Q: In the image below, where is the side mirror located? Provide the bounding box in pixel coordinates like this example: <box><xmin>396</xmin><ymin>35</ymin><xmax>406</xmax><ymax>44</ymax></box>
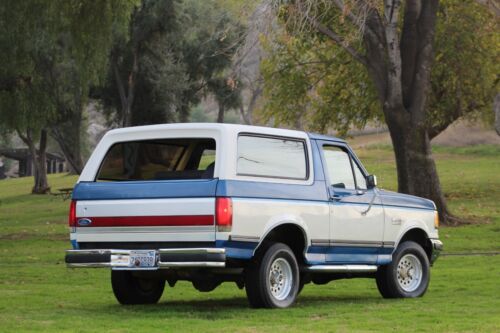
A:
<box><xmin>367</xmin><ymin>175</ymin><xmax>377</xmax><ymax>189</ymax></box>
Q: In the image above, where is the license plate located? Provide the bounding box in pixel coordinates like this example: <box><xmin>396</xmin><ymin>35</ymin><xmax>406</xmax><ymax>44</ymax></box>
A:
<box><xmin>129</xmin><ymin>250</ymin><xmax>156</xmax><ymax>268</ymax></box>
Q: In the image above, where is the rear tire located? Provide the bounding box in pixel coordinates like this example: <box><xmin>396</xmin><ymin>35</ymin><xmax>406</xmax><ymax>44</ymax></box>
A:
<box><xmin>245</xmin><ymin>242</ymin><xmax>300</xmax><ymax>308</ymax></box>
<box><xmin>111</xmin><ymin>271</ymin><xmax>165</xmax><ymax>304</ymax></box>
<box><xmin>376</xmin><ymin>241</ymin><xmax>430</xmax><ymax>298</ymax></box>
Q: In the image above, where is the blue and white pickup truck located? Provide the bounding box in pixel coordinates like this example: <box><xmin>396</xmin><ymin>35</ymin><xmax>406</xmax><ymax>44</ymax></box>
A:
<box><xmin>65</xmin><ymin>123</ymin><xmax>442</xmax><ymax>308</ymax></box>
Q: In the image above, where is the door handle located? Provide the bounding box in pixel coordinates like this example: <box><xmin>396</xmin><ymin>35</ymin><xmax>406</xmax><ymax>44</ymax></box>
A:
<box><xmin>331</xmin><ymin>195</ymin><xmax>342</xmax><ymax>201</ymax></box>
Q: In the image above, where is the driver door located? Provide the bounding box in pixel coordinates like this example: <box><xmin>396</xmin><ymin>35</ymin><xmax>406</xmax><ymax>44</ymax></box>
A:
<box><xmin>319</xmin><ymin>143</ymin><xmax>385</xmax><ymax>264</ymax></box>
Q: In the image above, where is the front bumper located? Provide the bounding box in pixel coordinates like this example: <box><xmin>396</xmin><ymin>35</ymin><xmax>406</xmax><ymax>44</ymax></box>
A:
<box><xmin>430</xmin><ymin>239</ymin><xmax>443</xmax><ymax>264</ymax></box>
<box><xmin>65</xmin><ymin>248</ymin><xmax>226</xmax><ymax>270</ymax></box>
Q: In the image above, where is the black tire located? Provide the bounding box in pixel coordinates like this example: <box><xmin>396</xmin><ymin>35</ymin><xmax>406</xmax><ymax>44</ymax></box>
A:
<box><xmin>297</xmin><ymin>280</ymin><xmax>305</xmax><ymax>296</ymax></box>
<box><xmin>245</xmin><ymin>242</ymin><xmax>300</xmax><ymax>308</ymax></box>
<box><xmin>111</xmin><ymin>271</ymin><xmax>165</xmax><ymax>305</ymax></box>
<box><xmin>376</xmin><ymin>241</ymin><xmax>430</xmax><ymax>298</ymax></box>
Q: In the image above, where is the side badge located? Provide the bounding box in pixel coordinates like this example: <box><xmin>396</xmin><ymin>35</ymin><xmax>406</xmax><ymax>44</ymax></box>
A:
<box><xmin>77</xmin><ymin>218</ymin><xmax>92</xmax><ymax>227</ymax></box>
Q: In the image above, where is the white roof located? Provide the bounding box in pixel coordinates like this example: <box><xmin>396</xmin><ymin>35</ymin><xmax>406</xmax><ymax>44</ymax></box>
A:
<box><xmin>103</xmin><ymin>123</ymin><xmax>307</xmax><ymax>139</ymax></box>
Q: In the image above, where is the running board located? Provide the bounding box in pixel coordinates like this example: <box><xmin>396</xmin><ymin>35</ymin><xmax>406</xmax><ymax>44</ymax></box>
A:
<box><xmin>305</xmin><ymin>265</ymin><xmax>378</xmax><ymax>273</ymax></box>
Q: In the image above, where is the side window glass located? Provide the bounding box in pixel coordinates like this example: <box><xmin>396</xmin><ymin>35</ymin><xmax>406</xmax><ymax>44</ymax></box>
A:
<box><xmin>322</xmin><ymin>146</ymin><xmax>355</xmax><ymax>190</ymax></box>
<box><xmin>353</xmin><ymin>162</ymin><xmax>367</xmax><ymax>190</ymax></box>
<box><xmin>237</xmin><ymin>135</ymin><xmax>308</xmax><ymax>180</ymax></box>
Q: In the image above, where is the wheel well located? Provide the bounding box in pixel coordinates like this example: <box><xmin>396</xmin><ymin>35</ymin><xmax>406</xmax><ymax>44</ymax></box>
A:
<box><xmin>399</xmin><ymin>228</ymin><xmax>432</xmax><ymax>261</ymax></box>
<box><xmin>257</xmin><ymin>224</ymin><xmax>307</xmax><ymax>264</ymax></box>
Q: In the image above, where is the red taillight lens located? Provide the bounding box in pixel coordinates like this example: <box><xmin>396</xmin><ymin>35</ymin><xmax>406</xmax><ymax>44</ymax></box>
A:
<box><xmin>216</xmin><ymin>197</ymin><xmax>232</xmax><ymax>232</ymax></box>
<box><xmin>69</xmin><ymin>200</ymin><xmax>77</xmax><ymax>228</ymax></box>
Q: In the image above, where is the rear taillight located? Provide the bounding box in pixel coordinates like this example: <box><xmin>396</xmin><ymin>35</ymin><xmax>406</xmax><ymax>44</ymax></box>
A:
<box><xmin>216</xmin><ymin>197</ymin><xmax>232</xmax><ymax>232</ymax></box>
<box><xmin>69</xmin><ymin>200</ymin><xmax>77</xmax><ymax>228</ymax></box>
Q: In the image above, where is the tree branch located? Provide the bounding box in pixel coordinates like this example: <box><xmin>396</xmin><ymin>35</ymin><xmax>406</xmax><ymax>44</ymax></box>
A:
<box><xmin>382</xmin><ymin>0</ymin><xmax>404</xmax><ymax>106</ymax></box>
<box><xmin>428</xmin><ymin>101</ymin><xmax>484</xmax><ymax>139</ymax></box>
<box><xmin>296</xmin><ymin>1</ymin><xmax>368</xmax><ymax>66</ymax></box>
<box><xmin>309</xmin><ymin>18</ymin><xmax>368</xmax><ymax>66</ymax></box>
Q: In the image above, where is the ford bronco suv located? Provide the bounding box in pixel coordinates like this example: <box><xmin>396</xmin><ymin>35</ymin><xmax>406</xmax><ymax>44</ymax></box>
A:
<box><xmin>65</xmin><ymin>123</ymin><xmax>442</xmax><ymax>308</ymax></box>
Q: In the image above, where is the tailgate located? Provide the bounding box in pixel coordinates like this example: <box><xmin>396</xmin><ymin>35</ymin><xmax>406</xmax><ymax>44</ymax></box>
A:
<box><xmin>71</xmin><ymin>179</ymin><xmax>218</xmax><ymax>244</ymax></box>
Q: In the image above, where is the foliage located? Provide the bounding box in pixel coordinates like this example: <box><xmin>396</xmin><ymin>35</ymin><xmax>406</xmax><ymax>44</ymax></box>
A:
<box><xmin>261</xmin><ymin>0</ymin><xmax>498</xmax><ymax>135</ymax></box>
<box><xmin>428</xmin><ymin>0</ymin><xmax>500</xmax><ymax>130</ymax></box>
<box><xmin>103</xmin><ymin>0</ymin><xmax>244</xmax><ymax>126</ymax></box>
<box><xmin>261</xmin><ymin>33</ymin><xmax>379</xmax><ymax>134</ymax></box>
<box><xmin>0</xmin><ymin>0</ymin><xmax>137</xmax><ymax>179</ymax></box>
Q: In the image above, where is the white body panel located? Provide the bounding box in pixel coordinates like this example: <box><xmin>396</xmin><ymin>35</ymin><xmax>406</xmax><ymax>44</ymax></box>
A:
<box><xmin>330</xmin><ymin>202</ymin><xmax>385</xmax><ymax>244</ymax></box>
<box><xmin>231</xmin><ymin>198</ymin><xmax>330</xmax><ymax>245</ymax></box>
<box><xmin>383</xmin><ymin>206</ymin><xmax>438</xmax><ymax>244</ymax></box>
<box><xmin>76</xmin><ymin>198</ymin><xmax>214</xmax><ymax>217</ymax></box>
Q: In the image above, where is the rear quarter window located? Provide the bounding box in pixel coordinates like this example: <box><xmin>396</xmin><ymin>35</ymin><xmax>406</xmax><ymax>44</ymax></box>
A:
<box><xmin>97</xmin><ymin>138</ymin><xmax>216</xmax><ymax>181</ymax></box>
<box><xmin>236</xmin><ymin>135</ymin><xmax>308</xmax><ymax>180</ymax></box>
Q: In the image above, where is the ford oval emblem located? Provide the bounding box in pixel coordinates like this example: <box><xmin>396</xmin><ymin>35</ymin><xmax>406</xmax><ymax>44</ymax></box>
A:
<box><xmin>77</xmin><ymin>218</ymin><xmax>92</xmax><ymax>226</ymax></box>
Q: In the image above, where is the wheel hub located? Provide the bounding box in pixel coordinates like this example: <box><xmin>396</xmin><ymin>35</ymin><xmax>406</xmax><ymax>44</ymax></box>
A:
<box><xmin>268</xmin><ymin>258</ymin><xmax>293</xmax><ymax>301</ymax></box>
<box><xmin>397</xmin><ymin>254</ymin><xmax>423</xmax><ymax>292</ymax></box>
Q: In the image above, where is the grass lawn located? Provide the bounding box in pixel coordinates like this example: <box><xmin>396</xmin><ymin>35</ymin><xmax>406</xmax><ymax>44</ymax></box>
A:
<box><xmin>0</xmin><ymin>145</ymin><xmax>499</xmax><ymax>332</ymax></box>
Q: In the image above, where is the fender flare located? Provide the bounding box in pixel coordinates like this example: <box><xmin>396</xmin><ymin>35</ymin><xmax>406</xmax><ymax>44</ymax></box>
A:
<box><xmin>252</xmin><ymin>219</ymin><xmax>309</xmax><ymax>257</ymax></box>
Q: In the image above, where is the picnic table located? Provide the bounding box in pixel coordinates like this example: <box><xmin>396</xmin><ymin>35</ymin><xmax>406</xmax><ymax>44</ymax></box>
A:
<box><xmin>53</xmin><ymin>187</ymin><xmax>73</xmax><ymax>200</ymax></box>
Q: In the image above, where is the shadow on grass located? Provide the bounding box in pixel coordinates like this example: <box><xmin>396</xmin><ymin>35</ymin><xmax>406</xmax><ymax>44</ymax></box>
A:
<box><xmin>97</xmin><ymin>294</ymin><xmax>384</xmax><ymax>316</ymax></box>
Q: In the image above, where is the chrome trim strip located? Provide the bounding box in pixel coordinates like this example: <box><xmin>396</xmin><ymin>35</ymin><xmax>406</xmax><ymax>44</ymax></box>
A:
<box><xmin>305</xmin><ymin>265</ymin><xmax>378</xmax><ymax>273</ymax></box>
<box><xmin>158</xmin><ymin>261</ymin><xmax>225</xmax><ymax>268</ymax></box>
<box><xmin>76</xmin><ymin>226</ymin><xmax>215</xmax><ymax>233</ymax></box>
<box><xmin>331</xmin><ymin>240</ymin><xmax>383</xmax><ymax>245</ymax></box>
<box><xmin>67</xmin><ymin>262</ymin><xmax>111</xmax><ymax>268</ymax></box>
<box><xmin>158</xmin><ymin>248</ymin><xmax>225</xmax><ymax>255</ymax></box>
<box><xmin>229</xmin><ymin>235</ymin><xmax>260</xmax><ymax>242</ymax></box>
<box><xmin>66</xmin><ymin>249</ymin><xmax>133</xmax><ymax>255</ymax></box>
<box><xmin>310</xmin><ymin>239</ymin><xmax>330</xmax><ymax>246</ymax></box>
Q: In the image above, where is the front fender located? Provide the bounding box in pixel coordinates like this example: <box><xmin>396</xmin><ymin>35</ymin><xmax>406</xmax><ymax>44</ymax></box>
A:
<box><xmin>394</xmin><ymin>220</ymin><xmax>431</xmax><ymax>248</ymax></box>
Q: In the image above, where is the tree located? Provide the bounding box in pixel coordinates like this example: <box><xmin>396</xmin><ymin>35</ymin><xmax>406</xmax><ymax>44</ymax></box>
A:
<box><xmin>208</xmin><ymin>77</ymin><xmax>242</xmax><ymax>123</ymax></box>
<box><xmin>262</xmin><ymin>0</ymin><xmax>498</xmax><ymax>224</ymax></box>
<box><xmin>102</xmin><ymin>0</ymin><xmax>187</xmax><ymax>127</ymax></box>
<box><xmin>0</xmin><ymin>0</ymin><xmax>135</xmax><ymax>193</ymax></box>
<box><xmin>48</xmin><ymin>1</ymin><xmax>136</xmax><ymax>173</ymax></box>
<box><xmin>0</xmin><ymin>0</ymin><xmax>59</xmax><ymax>193</ymax></box>
<box><xmin>177</xmin><ymin>0</ymin><xmax>245</xmax><ymax>122</ymax></box>
<box><xmin>103</xmin><ymin>0</ymin><xmax>243</xmax><ymax>126</ymax></box>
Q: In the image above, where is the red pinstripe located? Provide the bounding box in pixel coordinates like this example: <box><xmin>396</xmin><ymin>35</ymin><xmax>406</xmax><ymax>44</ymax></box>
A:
<box><xmin>77</xmin><ymin>215</ymin><xmax>214</xmax><ymax>227</ymax></box>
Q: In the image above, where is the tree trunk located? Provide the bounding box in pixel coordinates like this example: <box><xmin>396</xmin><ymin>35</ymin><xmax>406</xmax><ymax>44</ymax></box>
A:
<box><xmin>384</xmin><ymin>103</ymin><xmax>452</xmax><ymax>223</ymax></box>
<box><xmin>217</xmin><ymin>104</ymin><xmax>225</xmax><ymax>123</ymax></box>
<box><xmin>405</xmin><ymin>123</ymin><xmax>450</xmax><ymax>223</ymax></box>
<box><xmin>494</xmin><ymin>93</ymin><xmax>500</xmax><ymax>136</ymax></box>
<box><xmin>51</xmin><ymin>124</ymin><xmax>83</xmax><ymax>175</ymax></box>
<box><xmin>18</xmin><ymin>128</ymin><xmax>50</xmax><ymax>194</ymax></box>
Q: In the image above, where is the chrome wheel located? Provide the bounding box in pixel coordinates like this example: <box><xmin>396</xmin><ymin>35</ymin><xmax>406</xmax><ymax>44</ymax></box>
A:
<box><xmin>269</xmin><ymin>258</ymin><xmax>293</xmax><ymax>301</ymax></box>
<box><xmin>397</xmin><ymin>254</ymin><xmax>423</xmax><ymax>292</ymax></box>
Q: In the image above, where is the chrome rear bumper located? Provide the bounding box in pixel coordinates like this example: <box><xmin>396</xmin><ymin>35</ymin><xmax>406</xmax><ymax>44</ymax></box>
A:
<box><xmin>430</xmin><ymin>239</ymin><xmax>443</xmax><ymax>264</ymax></box>
<box><xmin>65</xmin><ymin>248</ymin><xmax>226</xmax><ymax>270</ymax></box>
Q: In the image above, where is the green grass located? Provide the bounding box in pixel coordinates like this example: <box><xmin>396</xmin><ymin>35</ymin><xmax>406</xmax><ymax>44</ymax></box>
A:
<box><xmin>0</xmin><ymin>145</ymin><xmax>499</xmax><ymax>332</ymax></box>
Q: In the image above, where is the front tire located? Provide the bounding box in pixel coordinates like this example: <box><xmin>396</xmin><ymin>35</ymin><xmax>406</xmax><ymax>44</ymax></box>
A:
<box><xmin>111</xmin><ymin>271</ymin><xmax>165</xmax><ymax>304</ymax></box>
<box><xmin>376</xmin><ymin>241</ymin><xmax>430</xmax><ymax>298</ymax></box>
<box><xmin>245</xmin><ymin>242</ymin><xmax>300</xmax><ymax>308</ymax></box>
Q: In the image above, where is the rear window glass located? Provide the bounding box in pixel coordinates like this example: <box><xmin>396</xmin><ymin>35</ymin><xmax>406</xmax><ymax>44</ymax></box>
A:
<box><xmin>97</xmin><ymin>138</ymin><xmax>216</xmax><ymax>181</ymax></box>
<box><xmin>237</xmin><ymin>135</ymin><xmax>308</xmax><ymax>180</ymax></box>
